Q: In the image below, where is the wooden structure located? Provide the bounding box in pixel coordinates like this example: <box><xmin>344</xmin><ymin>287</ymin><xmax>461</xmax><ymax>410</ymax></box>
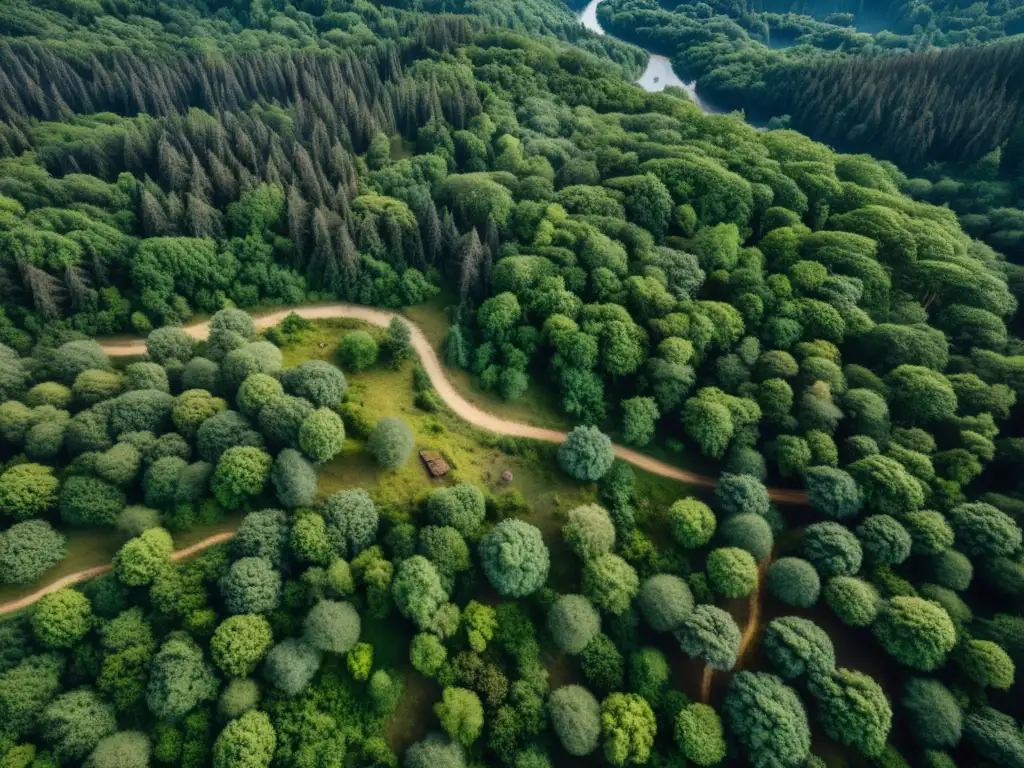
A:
<box><xmin>419</xmin><ymin>450</ymin><xmax>450</xmax><ymax>478</ymax></box>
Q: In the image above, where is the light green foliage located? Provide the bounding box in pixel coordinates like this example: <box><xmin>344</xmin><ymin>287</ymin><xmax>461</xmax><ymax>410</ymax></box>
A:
<box><xmin>41</xmin><ymin>688</ymin><xmax>117</xmax><ymax>763</ymax></box>
<box><xmin>232</xmin><ymin>509</ymin><xmax>289</xmax><ymax>566</ymax></box>
<box><xmin>211</xmin><ymin>446</ymin><xmax>271</xmax><ymax>509</ymax></box>
<box><xmin>621</xmin><ymin>397</ymin><xmax>659</xmax><ymax>447</ymax></box>
<box><xmin>901</xmin><ymin>677</ymin><xmax>962</xmax><ymax>749</ymax></box>
<box><xmin>558</xmin><ymin>426</ymin><xmax>614</xmax><ymax>481</ymax></box>
<box><xmin>462</xmin><ymin>601</ymin><xmax>497</xmax><ymax>653</ymax></box>
<box><xmin>600</xmin><ymin>692</ymin><xmax>656</xmax><ymax>767</ymax></box>
<box><xmin>722</xmin><ymin>672</ymin><xmax>811</xmax><ymax>768</ymax></box>
<box><xmin>884</xmin><ymin>366</ymin><xmax>958</xmax><ymax>426</ymax></box>
<box><xmin>303</xmin><ymin>600</ymin><xmax>361</xmax><ymax>654</ymax></box>
<box><xmin>764</xmin><ymin>616</ymin><xmax>835</xmax><ymax>680</ymax></box>
<box><xmin>873</xmin><ymin>596</ymin><xmax>957</xmax><ymax>671</ymax></box>
<box><xmin>824</xmin><ymin>577</ymin><xmax>881</xmax><ymax>627</ymax></box>
<box><xmin>675</xmin><ymin>703</ymin><xmax>726</xmax><ymax>767</ymax></box>
<box><xmin>479</xmin><ymin>519</ymin><xmax>549</xmax><ymax>597</ymax></box>
<box><xmin>419</xmin><ymin>525</ymin><xmax>470</xmax><ymax>577</ymax></box>
<box><xmin>0</xmin><ymin>463</ymin><xmax>59</xmax><ymax>521</ymax></box>
<box><xmin>404</xmin><ymin>733</ymin><xmax>466</xmax><ymax>768</ymax></box>
<box><xmin>427</xmin><ymin>484</ymin><xmax>486</xmax><ymax>537</ymax></box>
<box><xmin>707</xmin><ymin>547</ymin><xmax>758</xmax><ymax>598</ymax></box>
<box><xmin>367</xmin><ymin>416</ymin><xmax>414</xmax><ymax>469</ymax></box>
<box><xmin>236</xmin><ymin>374</ymin><xmax>284</xmax><ymax>419</ymax></box>
<box><xmin>172</xmin><ymin>389</ymin><xmax>226</xmax><ymax>439</ymax></box>
<box><xmin>219</xmin><ymin>678</ymin><xmax>261</xmax><ymax>720</ymax></box>
<box><xmin>0</xmin><ymin>653</ymin><xmax>63</xmax><ymax>738</ymax></box>
<box><xmin>33</xmin><ymin>588</ymin><xmax>92</xmax><ymax>649</ymax></box>
<box><xmin>347</xmin><ymin>642</ymin><xmax>373</xmax><ymax>681</ymax></box>
<box><xmin>392</xmin><ymin>555</ymin><xmax>447</xmax><ymax>629</ymax></box>
<box><xmin>549</xmin><ymin>685</ymin><xmax>601</xmax><ymax>756</ymax></box>
<box><xmin>930</xmin><ymin>550</ymin><xmax>973</xmax><ymax>592</ymax></box>
<box><xmin>637</xmin><ymin>574</ymin><xmax>694</xmax><ymax>632</ymax></box>
<box><xmin>113</xmin><ymin>527</ymin><xmax>173</xmax><ymax>586</ymax></box>
<box><xmin>582</xmin><ymin>553</ymin><xmax>639</xmax><ymax>614</ymax></box>
<box><xmin>212</xmin><ymin>710</ymin><xmax>276</xmax><ymax>768</ymax></box>
<box><xmin>809</xmin><ymin>668</ymin><xmax>892</xmax><ymax>757</ymax></box>
<box><xmin>86</xmin><ymin>731</ymin><xmax>151</xmax><ymax>768</ymax></box>
<box><xmin>435</xmin><ymin>687</ymin><xmax>484</xmax><ymax>746</ymax></box>
<box><xmin>298</xmin><ymin>407</ymin><xmax>346</xmax><ymax>464</ymax></box>
<box><xmin>668</xmin><ymin>498</ymin><xmax>716</xmax><ymax>548</ymax></box>
<box><xmin>338</xmin><ymin>331</ymin><xmax>379</xmax><ymax>371</ymax></box>
<box><xmin>147</xmin><ymin>327</ymin><xmax>195</xmax><ymax>365</ymax></box>
<box><xmin>801</xmin><ymin>522</ymin><xmax>863</xmax><ymax>578</ymax></box>
<box><xmin>411</xmin><ymin>633</ymin><xmax>447</xmax><ymax>677</ymax></box>
<box><xmin>675</xmin><ymin>605</ymin><xmax>741</xmax><ymax>671</ymax></box>
<box><xmin>848</xmin><ymin>455</ymin><xmax>926</xmax><ymax>517</ymax></box>
<box><xmin>719</xmin><ymin>513</ymin><xmax>773</xmax><ymax>561</ymax></box>
<box><xmin>547</xmin><ymin>594</ymin><xmax>600</xmax><ymax>655</ymax></box>
<box><xmin>562</xmin><ymin>504</ymin><xmax>615</xmax><ymax>560</ymax></box>
<box><xmin>954</xmin><ymin>639</ymin><xmax>1015</xmax><ymax>690</ymax></box>
<box><xmin>95</xmin><ymin>443</ymin><xmax>142</xmax><ymax>488</ymax></box>
<box><xmin>73</xmin><ymin>370</ymin><xmax>124</xmax><ymax>407</ymax></box>
<box><xmin>766</xmin><ymin>557</ymin><xmax>821</xmax><ymax>608</ymax></box>
<box><xmin>210</xmin><ymin>615</ymin><xmax>273</xmax><ymax>678</ymax></box>
<box><xmin>281</xmin><ymin>360</ymin><xmax>348</xmax><ymax>409</ymax></box>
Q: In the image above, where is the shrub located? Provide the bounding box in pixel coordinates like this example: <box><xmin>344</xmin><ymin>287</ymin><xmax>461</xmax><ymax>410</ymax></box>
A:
<box><xmin>562</xmin><ymin>504</ymin><xmax>616</xmax><ymax>560</ymax></box>
<box><xmin>0</xmin><ymin>519</ymin><xmax>67</xmax><ymax>585</ymax></box>
<box><xmin>281</xmin><ymin>360</ymin><xmax>348</xmax><ymax>409</ymax></box>
<box><xmin>411</xmin><ymin>633</ymin><xmax>447</xmax><ymax>677</ymax></box>
<box><xmin>0</xmin><ymin>400</ymin><xmax>36</xmax><ymax>446</ymax></box>
<box><xmin>963</xmin><ymin>707</ymin><xmax>1024</xmax><ymax>768</ymax></box>
<box><xmin>582</xmin><ymin>553</ymin><xmax>639</xmax><ymax>614</ymax></box>
<box><xmin>172</xmin><ymin>389</ymin><xmax>227</xmax><ymax>439</ymax></box>
<box><xmin>72</xmin><ymin>370</ymin><xmax>123</xmax><ymax>407</ymax></box>
<box><xmin>675</xmin><ymin>605</ymin><xmax>741</xmax><ymax>671</ymax></box>
<box><xmin>764</xmin><ymin>616</ymin><xmax>835</xmax><ymax>680</ymax></box>
<box><xmin>903</xmin><ymin>510</ymin><xmax>955</xmax><ymax>556</ymax></box>
<box><xmin>873</xmin><ymin>596</ymin><xmax>956</xmax><ymax>671</ymax></box>
<box><xmin>856</xmin><ymin>515</ymin><xmax>912</xmax><ymax>565</ymax></box>
<box><xmin>113</xmin><ymin>528</ymin><xmax>173</xmax><ymax>586</ymax></box>
<box><xmin>600</xmin><ymin>692</ymin><xmax>656</xmax><ymax>767</ymax></box>
<box><xmin>805</xmin><ymin>466</ymin><xmax>864</xmax><ymax>519</ymax></box>
<box><xmin>668</xmin><ymin>498</ymin><xmax>716</xmax><ymax>548</ymax></box>
<box><xmin>220</xmin><ymin>557</ymin><xmax>281</xmax><ymax>614</ymax></box>
<box><xmin>147</xmin><ymin>327</ymin><xmax>195</xmax><ymax>364</ymax></box>
<box><xmin>323</xmin><ymin>489</ymin><xmax>379</xmax><ymax>559</ymax></box>
<box><xmin>548</xmin><ymin>595</ymin><xmax>601</xmax><ymax>654</ymax></box>
<box><xmin>808</xmin><ymin>668</ymin><xmax>891</xmax><ymax>758</ymax></box>
<box><xmin>367</xmin><ymin>417</ymin><xmax>415</xmax><ymax>469</ymax></box>
<box><xmin>714</xmin><ymin>474</ymin><xmax>770</xmax><ymax>517</ymax></box>
<box><xmin>930</xmin><ymin>550</ymin><xmax>973</xmax><ymax>592</ymax></box>
<box><xmin>637</xmin><ymin>574</ymin><xmax>694</xmax><ymax>632</ymax></box>
<box><xmin>338</xmin><ymin>331</ymin><xmax>379</xmax><ymax>371</ymax></box>
<box><xmin>41</xmin><ymin>688</ymin><xmax>117</xmax><ymax>762</ymax></box>
<box><xmin>298</xmin><ymin>407</ymin><xmax>346</xmax><ymax>464</ymax></box>
<box><xmin>212</xmin><ymin>710</ymin><xmax>276</xmax><ymax>768</ymax></box>
<box><xmin>25</xmin><ymin>417</ymin><xmax>67</xmax><ymax>461</ymax></box>
<box><xmin>582</xmin><ymin>633</ymin><xmax>625</xmax><ymax>693</ymax></box>
<box><xmin>86</xmin><ymin>731</ymin><xmax>151</xmax><ymax>768</ymax></box>
<box><xmin>108</xmin><ymin>389</ymin><xmax>174</xmax><ymax>436</ymax></box>
<box><xmin>222</xmin><ymin>342</ymin><xmax>283</xmax><ymax>393</ymax></box>
<box><xmin>262</xmin><ymin>638</ymin><xmax>322</xmax><ymax>697</ymax></box>
<box><xmin>549</xmin><ymin>685</ymin><xmax>601</xmax><ymax>756</ymax></box>
<box><xmin>558</xmin><ymin>426</ymin><xmax>614</xmax><ymax>481</ymax></box>
<box><xmin>675</xmin><ymin>703</ymin><xmax>726</xmax><ymax>767</ymax></box>
<box><xmin>802</xmin><ymin>522</ymin><xmax>863</xmax><ymax>578</ymax></box>
<box><xmin>947</xmin><ymin>502</ymin><xmax>1021</xmax><ymax>559</ymax></box>
<box><xmin>722</xmin><ymin>672</ymin><xmax>810</xmax><ymax>768</ymax></box>
<box><xmin>60</xmin><ymin>475</ymin><xmax>125</xmax><ymax>527</ymax></box>
<box><xmin>232</xmin><ymin>509</ymin><xmax>289</xmax><ymax>566</ymax></box>
<box><xmin>479</xmin><ymin>520</ymin><xmax>549</xmax><ymax>597</ymax></box>
<box><xmin>426</xmin><ymin>484</ymin><xmax>486</xmax><ymax>537</ymax></box>
<box><xmin>303</xmin><ymin>600</ymin><xmax>361</xmax><ymax>654</ymax></box>
<box><xmin>26</xmin><ymin>382</ymin><xmax>72</xmax><ymax>408</ymax></box>
<box><xmin>211</xmin><ymin>447</ymin><xmax>272</xmax><ymax>509</ymax></box>
<box><xmin>124</xmin><ymin>362</ymin><xmax>170</xmax><ymax>394</ymax></box>
<box><xmin>271</xmin><ymin>449</ymin><xmax>318</xmax><ymax>508</ymax></box>
<box><xmin>954</xmin><ymin>639</ymin><xmax>1015</xmax><ymax>690</ymax></box>
<box><xmin>901</xmin><ymin>678</ymin><xmax>962</xmax><ymax>749</ymax></box>
<box><xmin>392</xmin><ymin>555</ymin><xmax>447</xmax><ymax>629</ymax></box>
<box><xmin>707</xmin><ymin>547</ymin><xmax>758</xmax><ymax>598</ymax></box>
<box><xmin>181</xmin><ymin>357</ymin><xmax>220</xmax><ymax>392</ymax></box>
<box><xmin>33</xmin><ymin>588</ymin><xmax>92</xmax><ymax>648</ymax></box>
<box><xmin>347</xmin><ymin>642</ymin><xmax>373</xmax><ymax>680</ymax></box>
<box><xmin>237</xmin><ymin>374</ymin><xmax>283</xmax><ymax>419</ymax></box>
<box><xmin>824</xmin><ymin>577</ymin><xmax>880</xmax><ymax>627</ymax></box>
<box><xmin>290</xmin><ymin>511</ymin><xmax>332</xmax><ymax>566</ymax></box>
<box><xmin>719</xmin><ymin>514</ymin><xmax>773</xmax><ymax>561</ymax></box>
<box><xmin>380</xmin><ymin>316</ymin><xmax>413</xmax><ymax>367</ymax></box>
<box><xmin>766</xmin><ymin>557</ymin><xmax>821</xmax><ymax>608</ymax></box>
<box><xmin>211</xmin><ymin>615</ymin><xmax>273</xmax><ymax>677</ymax></box>
<box><xmin>404</xmin><ymin>733</ymin><xmax>466</xmax><ymax>768</ymax></box>
<box><xmin>0</xmin><ymin>463</ymin><xmax>59</xmax><ymax>521</ymax></box>
<box><xmin>337</xmin><ymin>402</ymin><xmax>375</xmax><ymax>439</ymax></box>
<box><xmin>95</xmin><ymin>443</ymin><xmax>143</xmax><ymax>488</ymax></box>
<box><xmin>435</xmin><ymin>687</ymin><xmax>484</xmax><ymax>746</ymax></box>
<box><xmin>419</xmin><ymin>525</ymin><xmax>470</xmax><ymax>576</ymax></box>
<box><xmin>143</xmin><ymin>456</ymin><xmax>188</xmax><ymax>508</ymax></box>
<box><xmin>197</xmin><ymin>411</ymin><xmax>264</xmax><ymax>462</ymax></box>
<box><xmin>258</xmin><ymin>394</ymin><xmax>313</xmax><ymax>449</ymax></box>
<box><xmin>628</xmin><ymin>647</ymin><xmax>669</xmax><ymax>705</ymax></box>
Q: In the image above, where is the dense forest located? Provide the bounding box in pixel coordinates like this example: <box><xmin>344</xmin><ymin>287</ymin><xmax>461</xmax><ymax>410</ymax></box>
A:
<box><xmin>1</xmin><ymin>0</ymin><xmax>1024</xmax><ymax>767</ymax></box>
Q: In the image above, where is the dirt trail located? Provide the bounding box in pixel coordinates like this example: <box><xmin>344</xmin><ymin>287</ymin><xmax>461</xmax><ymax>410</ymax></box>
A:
<box><xmin>101</xmin><ymin>303</ymin><xmax>808</xmax><ymax>503</ymax></box>
<box><xmin>0</xmin><ymin>532</ymin><xmax>234</xmax><ymax>616</ymax></box>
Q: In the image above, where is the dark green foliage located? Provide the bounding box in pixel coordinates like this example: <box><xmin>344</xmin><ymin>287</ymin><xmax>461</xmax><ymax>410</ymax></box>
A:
<box><xmin>802</xmin><ymin>522</ymin><xmax>863</xmax><ymax>578</ymax></box>
<box><xmin>271</xmin><ymin>449</ymin><xmax>318</xmax><ymax>508</ymax></box>
<box><xmin>719</xmin><ymin>513</ymin><xmax>773</xmax><ymax>562</ymax></box>
<box><xmin>637</xmin><ymin>574</ymin><xmax>694</xmax><ymax>632</ymax></box>
<box><xmin>764</xmin><ymin>616</ymin><xmax>835</xmax><ymax>680</ymax></box>
<box><xmin>41</xmin><ymin>688</ymin><xmax>117</xmax><ymax>762</ymax></box>
<box><xmin>280</xmin><ymin>360</ymin><xmax>347</xmax><ymax>409</ymax></box>
<box><xmin>60</xmin><ymin>475</ymin><xmax>125</xmax><ymax>526</ymax></box>
<box><xmin>232</xmin><ymin>509</ymin><xmax>288</xmax><ymax>567</ymax></box>
<box><xmin>901</xmin><ymin>677</ymin><xmax>962</xmax><ymax>749</ymax></box>
<box><xmin>147</xmin><ymin>328</ymin><xmax>195</xmax><ymax>365</ymax></box>
<box><xmin>825</xmin><ymin>577</ymin><xmax>881</xmax><ymax>627</ymax></box>
<box><xmin>257</xmin><ymin>394</ymin><xmax>313</xmax><ymax>450</ymax></box>
<box><xmin>714</xmin><ymin>474</ymin><xmax>770</xmax><ymax>518</ymax></box>
<box><xmin>427</xmin><ymin>484</ymin><xmax>486</xmax><ymax>538</ymax></box>
<box><xmin>873</xmin><ymin>596</ymin><xmax>957</xmax><ymax>671</ymax></box>
<box><xmin>220</xmin><ymin>557</ymin><xmax>281</xmax><ymax>615</ymax></box>
<box><xmin>581</xmin><ymin>634</ymin><xmax>625</xmax><ymax>693</ymax></box>
<box><xmin>955</xmin><ymin>639</ymin><xmax>1015</xmax><ymax>690</ymax></box>
<box><xmin>582</xmin><ymin>553</ymin><xmax>639</xmax><ymax>613</ymax></box>
<box><xmin>766</xmin><ymin>558</ymin><xmax>820</xmax><ymax>608</ymax></box>
<box><xmin>723</xmin><ymin>672</ymin><xmax>811</xmax><ymax>768</ymax></box>
<box><xmin>930</xmin><ymin>550</ymin><xmax>973</xmax><ymax>592</ymax></box>
<box><xmin>675</xmin><ymin>605</ymin><xmax>741</xmax><ymax>671</ymax></box>
<box><xmin>0</xmin><ymin>653</ymin><xmax>63</xmax><ymax>738</ymax></box>
<box><xmin>963</xmin><ymin>707</ymin><xmax>1024</xmax><ymax>768</ymax></box>
<box><xmin>0</xmin><ymin>519</ymin><xmax>67</xmax><ymax>585</ymax></box>
<box><xmin>392</xmin><ymin>555</ymin><xmax>447</xmax><ymax>629</ymax></box>
<box><xmin>109</xmin><ymin>390</ymin><xmax>175</xmax><ymax>436</ymax></box>
<box><xmin>808</xmin><ymin>668</ymin><xmax>891</xmax><ymax>757</ymax></box>
<box><xmin>323</xmin><ymin>489</ymin><xmax>378</xmax><ymax>559</ymax></box>
<box><xmin>145</xmin><ymin>634</ymin><xmax>217</xmax><ymax>721</ymax></box>
<box><xmin>548</xmin><ymin>685</ymin><xmax>600</xmax><ymax>756</ymax></box>
<box><xmin>856</xmin><ymin>515</ymin><xmax>912</xmax><ymax>566</ymax></box>
<box><xmin>947</xmin><ymin>502</ymin><xmax>1022</xmax><ymax>558</ymax></box>
<box><xmin>547</xmin><ymin>594</ymin><xmax>601</xmax><ymax>655</ymax></box>
<box><xmin>197</xmin><ymin>411</ymin><xmax>263</xmax><ymax>463</ymax></box>
<box><xmin>904</xmin><ymin>511</ymin><xmax>955</xmax><ymax>556</ymax></box>
<box><xmin>479</xmin><ymin>520</ymin><xmax>549</xmax><ymax>597</ymax></box>
<box><xmin>558</xmin><ymin>426</ymin><xmax>615</xmax><ymax>482</ymax></box>
<box><xmin>805</xmin><ymin>467</ymin><xmax>863</xmax><ymax>520</ymax></box>
<box><xmin>367</xmin><ymin>417</ymin><xmax>414</xmax><ymax>469</ymax></box>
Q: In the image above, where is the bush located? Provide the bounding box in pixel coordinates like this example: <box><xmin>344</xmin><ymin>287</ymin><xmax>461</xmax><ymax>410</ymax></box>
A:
<box><xmin>347</xmin><ymin>642</ymin><xmax>373</xmax><ymax>680</ymax></box>
<box><xmin>392</xmin><ymin>555</ymin><xmax>447</xmax><ymax>629</ymax></box>
<box><xmin>900</xmin><ymin>678</ymin><xmax>962</xmax><ymax>749</ymax></box>
<box><xmin>219</xmin><ymin>678</ymin><xmax>260</xmax><ymax>722</ymax></box>
<box><xmin>549</xmin><ymin>685</ymin><xmax>601</xmax><ymax>756</ymax></box>
<box><xmin>281</xmin><ymin>360</ymin><xmax>348</xmax><ymax>409</ymax></box>
<box><xmin>600</xmin><ymin>692</ymin><xmax>656</xmax><ymax>767</ymax></box>
<box><xmin>628</xmin><ymin>647</ymin><xmax>669</xmax><ymax>704</ymax></box>
<box><xmin>211</xmin><ymin>615</ymin><xmax>274</xmax><ymax>677</ymax></box>
<box><xmin>147</xmin><ymin>327</ymin><xmax>195</xmax><ymax>364</ymax></box>
<box><xmin>86</xmin><ymin>731</ymin><xmax>151</xmax><ymax>768</ymax></box>
<box><xmin>805</xmin><ymin>466</ymin><xmax>864</xmax><ymax>519</ymax></box>
<box><xmin>667</xmin><ymin>499</ymin><xmax>716</xmax><ymax>552</ymax></box>
<box><xmin>714</xmin><ymin>474</ymin><xmax>770</xmax><ymax>517</ymax></box>
<box><xmin>109</xmin><ymin>389</ymin><xmax>175</xmax><ymax>436</ymax></box>
<box><xmin>435</xmin><ymin>687</ymin><xmax>484</xmax><ymax>746</ymax></box>
<box><xmin>856</xmin><ymin>515</ymin><xmax>912</xmax><ymax>566</ymax></box>
<box><xmin>41</xmin><ymin>688</ymin><xmax>116</xmax><ymax>762</ymax></box>
<box><xmin>707</xmin><ymin>547</ymin><xmax>758</xmax><ymax>598</ymax></box>
<box><xmin>45</xmin><ymin>341</ymin><xmax>112</xmax><ymax>385</ymax></box>
<box><xmin>262</xmin><ymin>638</ymin><xmax>322</xmax><ymax>697</ymax></box>
<box><xmin>426</xmin><ymin>484</ymin><xmax>486</xmax><ymax>537</ymax></box>
<box><xmin>411</xmin><ymin>633</ymin><xmax>447</xmax><ymax>677</ymax></box>
<box><xmin>824</xmin><ymin>576</ymin><xmax>880</xmax><ymax>627</ymax></box>
<box><xmin>674</xmin><ymin>703</ymin><xmax>726</xmax><ymax>767</ymax></box>
<box><xmin>558</xmin><ymin>426</ymin><xmax>614</xmax><ymax>481</ymax></box>
<box><xmin>298</xmin><ymin>408</ymin><xmax>346</xmax><ymax>464</ymax></box>
<box><xmin>801</xmin><ymin>522</ymin><xmax>862</xmax><ymax>578</ymax></box>
<box><xmin>0</xmin><ymin>463</ymin><xmax>59</xmax><ymax>521</ymax></box>
<box><xmin>181</xmin><ymin>357</ymin><xmax>220</xmax><ymax>392</ymax></box>
<box><xmin>808</xmin><ymin>668</ymin><xmax>891</xmax><ymax>758</ymax></box>
<box><xmin>872</xmin><ymin>596</ymin><xmax>956</xmax><ymax>671</ymax></box>
<box><xmin>60</xmin><ymin>476</ymin><xmax>125</xmax><ymax>527</ymax></box>
<box><xmin>303</xmin><ymin>600</ymin><xmax>361</xmax><ymax>654</ymax></box>
<box><xmin>0</xmin><ymin>400</ymin><xmax>35</xmax><ymax>446</ymax></box>
<box><xmin>675</xmin><ymin>605</ymin><xmax>741</xmax><ymax>671</ymax></box>
<box><xmin>548</xmin><ymin>595</ymin><xmax>601</xmax><ymax>654</ymax></box>
<box><xmin>113</xmin><ymin>528</ymin><xmax>173</xmax><ymax>586</ymax></box>
<box><xmin>582</xmin><ymin>633</ymin><xmax>625</xmax><ymax>693</ymax></box>
<box><xmin>404</xmin><ymin>733</ymin><xmax>466</xmax><ymax>768</ymax></box>
<box><xmin>143</xmin><ymin>456</ymin><xmax>188</xmax><ymax>508</ymax></box>
<box><xmin>764</xmin><ymin>616</ymin><xmax>835</xmax><ymax>680</ymax></box>
<box><xmin>33</xmin><ymin>588</ymin><xmax>92</xmax><ymax>648</ymax></box>
<box><xmin>25</xmin><ymin>417</ymin><xmax>67</xmax><ymax>462</ymax></box>
<box><xmin>954</xmin><ymin>639</ymin><xmax>1015</xmax><ymax>690</ymax></box>
<box><xmin>963</xmin><ymin>707</ymin><xmax>1024</xmax><ymax>768</ymax></box>
<box><xmin>722</xmin><ymin>672</ymin><xmax>810</xmax><ymax>768</ymax></box>
<box><xmin>0</xmin><ymin>519</ymin><xmax>67</xmax><ymax>585</ymax></box>
<box><xmin>211</xmin><ymin>447</ymin><xmax>272</xmax><ymax>509</ymax></box>
<box><xmin>903</xmin><ymin>510</ymin><xmax>955</xmax><ymax>556</ymax></box>
<box><xmin>930</xmin><ymin>550</ymin><xmax>973</xmax><ymax>592</ymax></box>
<box><xmin>125</xmin><ymin>362</ymin><xmax>170</xmax><ymax>394</ymax></box>
<box><xmin>222</xmin><ymin>342</ymin><xmax>283</xmax><ymax>393</ymax></box>
<box><xmin>323</xmin><ymin>489</ymin><xmax>379</xmax><ymax>559</ymax></box>
<box><xmin>172</xmin><ymin>389</ymin><xmax>227</xmax><ymax>440</ymax></box>
<box><xmin>258</xmin><ymin>394</ymin><xmax>313</xmax><ymax>449</ymax></box>
<box><xmin>197</xmin><ymin>411</ymin><xmax>264</xmax><ymax>463</ymax></box>
<box><xmin>637</xmin><ymin>574</ymin><xmax>694</xmax><ymax>632</ymax></box>
<box><xmin>367</xmin><ymin>417</ymin><xmax>415</xmax><ymax>469</ymax></box>
<box><xmin>766</xmin><ymin>558</ymin><xmax>821</xmax><ymax>608</ymax></box>
<box><xmin>947</xmin><ymin>502</ymin><xmax>1021</xmax><ymax>559</ymax></box>
<box><xmin>220</xmin><ymin>557</ymin><xmax>281</xmax><ymax>614</ymax></box>
<box><xmin>26</xmin><ymin>382</ymin><xmax>72</xmax><ymax>408</ymax></box>
<box><xmin>95</xmin><ymin>443</ymin><xmax>143</xmax><ymax>488</ymax></box>
<box><xmin>338</xmin><ymin>331</ymin><xmax>379</xmax><ymax>371</ymax></box>
<box><xmin>271</xmin><ymin>449</ymin><xmax>318</xmax><ymax>508</ymax></box>
<box><xmin>380</xmin><ymin>317</ymin><xmax>413</xmax><ymax>367</ymax></box>
<box><xmin>232</xmin><ymin>509</ymin><xmax>289</xmax><ymax>566</ymax></box>
<box><xmin>337</xmin><ymin>402</ymin><xmax>375</xmax><ymax>439</ymax></box>
<box><xmin>719</xmin><ymin>514</ymin><xmax>773</xmax><ymax>561</ymax></box>
<box><xmin>212</xmin><ymin>709</ymin><xmax>276</xmax><ymax>768</ymax></box>
<box><xmin>419</xmin><ymin>525</ymin><xmax>470</xmax><ymax>576</ymax></box>
<box><xmin>562</xmin><ymin>504</ymin><xmax>616</xmax><ymax>560</ymax></box>
<box><xmin>582</xmin><ymin>553</ymin><xmax>639</xmax><ymax>614</ymax></box>
<box><xmin>237</xmin><ymin>374</ymin><xmax>283</xmax><ymax>419</ymax></box>
<box><xmin>479</xmin><ymin>520</ymin><xmax>549</xmax><ymax>597</ymax></box>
